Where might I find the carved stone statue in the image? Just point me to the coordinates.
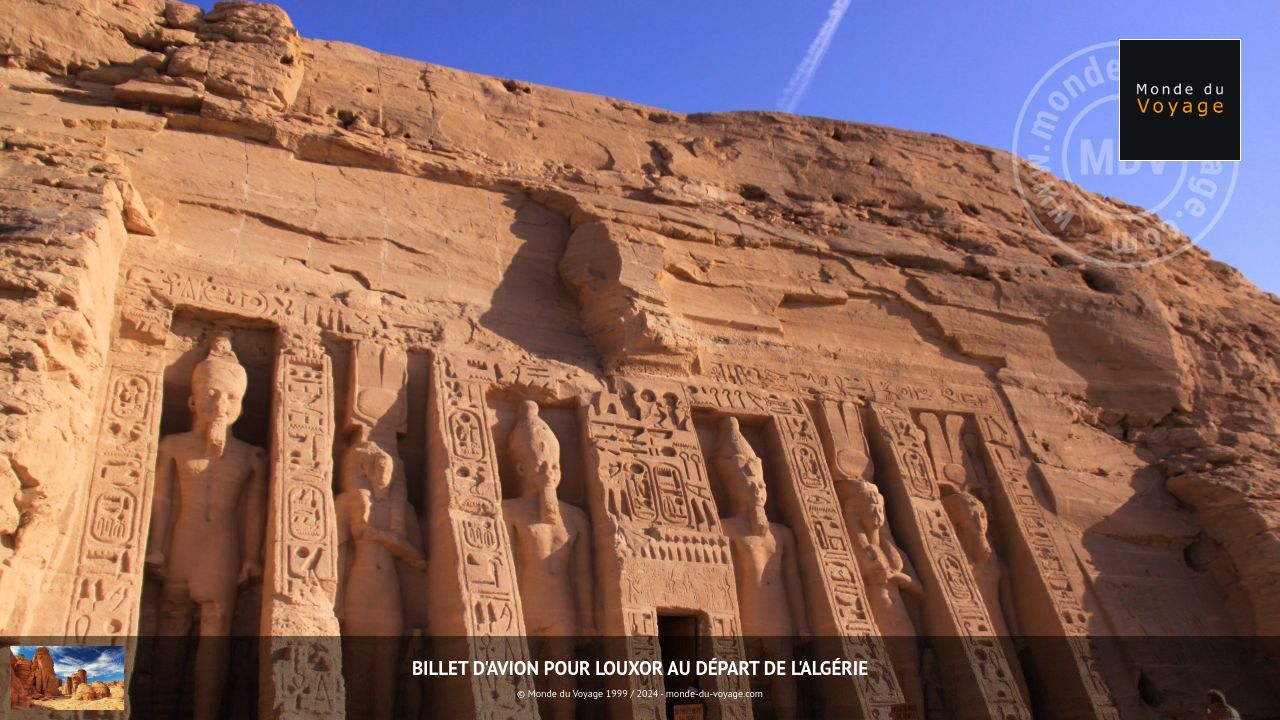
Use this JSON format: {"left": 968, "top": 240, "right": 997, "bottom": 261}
{"left": 942, "top": 492, "right": 1014, "bottom": 635}
{"left": 502, "top": 400, "right": 592, "bottom": 720}
{"left": 336, "top": 438, "right": 426, "bottom": 720}
{"left": 942, "top": 490, "right": 1030, "bottom": 705}
{"left": 839, "top": 476, "right": 926, "bottom": 715}
{"left": 145, "top": 330, "right": 267, "bottom": 720}
{"left": 715, "top": 416, "right": 810, "bottom": 719}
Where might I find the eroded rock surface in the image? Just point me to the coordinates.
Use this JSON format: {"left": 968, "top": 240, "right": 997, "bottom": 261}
{"left": 0, "top": 2, "right": 1277, "bottom": 719}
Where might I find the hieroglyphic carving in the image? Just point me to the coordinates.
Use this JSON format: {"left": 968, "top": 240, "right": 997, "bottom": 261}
{"left": 701, "top": 357, "right": 999, "bottom": 412}
{"left": 685, "top": 381, "right": 903, "bottom": 719}
{"left": 767, "top": 399, "right": 905, "bottom": 720}
{"left": 623, "top": 607, "right": 664, "bottom": 720}
{"left": 869, "top": 404, "right": 1029, "bottom": 720}
{"left": 261, "top": 330, "right": 345, "bottom": 720}
{"left": 975, "top": 413, "right": 1121, "bottom": 720}
{"left": 64, "top": 352, "right": 166, "bottom": 642}
{"left": 705, "top": 359, "right": 871, "bottom": 399}
{"left": 582, "top": 377, "right": 748, "bottom": 720}
{"left": 127, "top": 264, "right": 439, "bottom": 346}
{"left": 585, "top": 379, "right": 719, "bottom": 535}
{"left": 427, "top": 354, "right": 537, "bottom": 719}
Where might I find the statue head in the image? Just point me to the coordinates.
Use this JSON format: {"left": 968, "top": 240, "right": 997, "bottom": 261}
{"left": 189, "top": 330, "right": 248, "bottom": 452}
{"left": 715, "top": 417, "right": 766, "bottom": 514}
{"left": 341, "top": 440, "right": 396, "bottom": 494}
{"left": 942, "top": 491, "right": 991, "bottom": 562}
{"left": 848, "top": 478, "right": 887, "bottom": 532}
{"left": 509, "top": 401, "right": 560, "bottom": 494}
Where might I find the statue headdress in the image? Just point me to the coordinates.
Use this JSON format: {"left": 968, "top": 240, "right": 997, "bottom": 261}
{"left": 509, "top": 400, "right": 559, "bottom": 472}
{"left": 715, "top": 417, "right": 757, "bottom": 463}
{"left": 192, "top": 329, "right": 247, "bottom": 393}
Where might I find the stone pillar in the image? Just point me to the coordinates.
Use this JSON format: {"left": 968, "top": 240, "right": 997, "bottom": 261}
{"left": 581, "top": 378, "right": 751, "bottom": 720}
{"left": 426, "top": 354, "right": 538, "bottom": 720}
{"left": 974, "top": 413, "right": 1120, "bottom": 720}
{"left": 54, "top": 293, "right": 171, "bottom": 677}
{"left": 867, "top": 403, "right": 1029, "bottom": 720}
{"left": 259, "top": 329, "right": 345, "bottom": 720}
{"left": 60, "top": 337, "right": 168, "bottom": 643}
{"left": 766, "top": 400, "right": 905, "bottom": 720}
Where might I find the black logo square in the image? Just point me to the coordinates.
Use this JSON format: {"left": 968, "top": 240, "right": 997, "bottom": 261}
{"left": 1119, "top": 39, "right": 1240, "bottom": 161}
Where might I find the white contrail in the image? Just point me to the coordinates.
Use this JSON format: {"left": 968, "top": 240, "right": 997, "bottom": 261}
{"left": 777, "top": 0, "right": 854, "bottom": 113}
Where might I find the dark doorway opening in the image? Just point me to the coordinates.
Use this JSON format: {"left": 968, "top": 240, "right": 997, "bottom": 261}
{"left": 659, "top": 613, "right": 703, "bottom": 719}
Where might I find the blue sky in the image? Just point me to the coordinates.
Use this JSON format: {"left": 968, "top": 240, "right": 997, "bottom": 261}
{"left": 235, "top": 1, "right": 1277, "bottom": 294}
{"left": 11, "top": 645, "right": 125, "bottom": 683}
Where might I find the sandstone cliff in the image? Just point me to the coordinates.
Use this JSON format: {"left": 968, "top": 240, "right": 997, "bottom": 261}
{"left": 0, "top": 2, "right": 1277, "bottom": 718}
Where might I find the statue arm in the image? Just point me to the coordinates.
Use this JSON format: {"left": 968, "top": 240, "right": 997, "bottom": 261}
{"left": 572, "top": 516, "right": 594, "bottom": 635}
{"left": 392, "top": 505, "right": 427, "bottom": 570}
{"left": 145, "top": 438, "right": 176, "bottom": 570}
{"left": 998, "top": 561, "right": 1021, "bottom": 636}
{"left": 238, "top": 447, "right": 268, "bottom": 584}
{"left": 356, "top": 494, "right": 425, "bottom": 569}
{"left": 334, "top": 495, "right": 349, "bottom": 621}
{"left": 781, "top": 528, "right": 811, "bottom": 637}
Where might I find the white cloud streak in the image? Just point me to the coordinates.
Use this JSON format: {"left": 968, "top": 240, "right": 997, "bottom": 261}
{"left": 49, "top": 649, "right": 124, "bottom": 683}
{"left": 777, "top": 0, "right": 854, "bottom": 113}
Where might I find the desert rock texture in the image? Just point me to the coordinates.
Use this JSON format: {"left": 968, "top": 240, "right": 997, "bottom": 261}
{"left": 0, "top": 2, "right": 1278, "bottom": 719}
{"left": 7, "top": 647, "right": 125, "bottom": 711}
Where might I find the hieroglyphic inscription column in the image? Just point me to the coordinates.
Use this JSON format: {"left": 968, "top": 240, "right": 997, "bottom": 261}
{"left": 684, "top": 381, "right": 902, "bottom": 719}
{"left": 975, "top": 413, "right": 1120, "bottom": 720}
{"left": 259, "top": 329, "right": 345, "bottom": 720}
{"left": 868, "top": 403, "right": 1029, "bottom": 720}
{"left": 59, "top": 299, "right": 172, "bottom": 644}
{"left": 582, "top": 378, "right": 751, "bottom": 720}
{"left": 426, "top": 354, "right": 538, "bottom": 720}
{"left": 766, "top": 399, "right": 905, "bottom": 720}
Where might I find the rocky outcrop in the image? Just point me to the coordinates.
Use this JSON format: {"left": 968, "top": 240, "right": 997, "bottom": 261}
{"left": 9, "top": 653, "right": 33, "bottom": 708}
{"left": 7, "top": 647, "right": 62, "bottom": 701}
{"left": 66, "top": 667, "right": 88, "bottom": 697}
{"left": 30, "top": 647, "right": 61, "bottom": 698}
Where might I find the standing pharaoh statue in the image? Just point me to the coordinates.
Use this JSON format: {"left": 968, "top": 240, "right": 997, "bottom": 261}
{"left": 502, "top": 401, "right": 593, "bottom": 720}
{"left": 336, "top": 437, "right": 426, "bottom": 720}
{"left": 146, "top": 330, "right": 267, "bottom": 720}
{"left": 716, "top": 417, "right": 810, "bottom": 720}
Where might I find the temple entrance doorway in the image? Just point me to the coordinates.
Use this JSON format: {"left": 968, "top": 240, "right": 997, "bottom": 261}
{"left": 659, "top": 613, "right": 703, "bottom": 719}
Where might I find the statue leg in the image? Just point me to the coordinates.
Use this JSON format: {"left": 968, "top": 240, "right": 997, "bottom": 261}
{"left": 544, "top": 636, "right": 577, "bottom": 720}
{"left": 765, "top": 639, "right": 797, "bottom": 719}
{"left": 371, "top": 636, "right": 399, "bottom": 720}
{"left": 154, "top": 580, "right": 194, "bottom": 717}
{"left": 191, "top": 599, "right": 233, "bottom": 720}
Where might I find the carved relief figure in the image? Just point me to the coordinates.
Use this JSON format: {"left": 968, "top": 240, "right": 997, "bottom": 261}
{"left": 336, "top": 439, "right": 426, "bottom": 720}
{"left": 840, "top": 476, "right": 927, "bottom": 715}
{"left": 941, "top": 490, "right": 1029, "bottom": 706}
{"left": 502, "top": 400, "right": 593, "bottom": 720}
{"left": 920, "top": 413, "right": 988, "bottom": 498}
{"left": 145, "top": 330, "right": 267, "bottom": 720}
{"left": 941, "top": 492, "right": 1015, "bottom": 637}
{"left": 715, "top": 417, "right": 810, "bottom": 719}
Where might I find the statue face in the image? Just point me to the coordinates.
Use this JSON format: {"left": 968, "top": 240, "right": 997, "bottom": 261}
{"left": 530, "top": 454, "right": 561, "bottom": 489}
{"left": 191, "top": 367, "right": 245, "bottom": 427}
{"left": 726, "top": 454, "right": 767, "bottom": 510}
{"left": 364, "top": 446, "right": 395, "bottom": 490}
{"left": 865, "top": 485, "right": 886, "bottom": 529}
{"left": 973, "top": 502, "right": 988, "bottom": 533}
{"left": 516, "top": 442, "right": 560, "bottom": 490}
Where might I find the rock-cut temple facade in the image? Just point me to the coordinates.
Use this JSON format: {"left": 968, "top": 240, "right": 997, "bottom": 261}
{"left": 0, "top": 3, "right": 1278, "bottom": 719}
